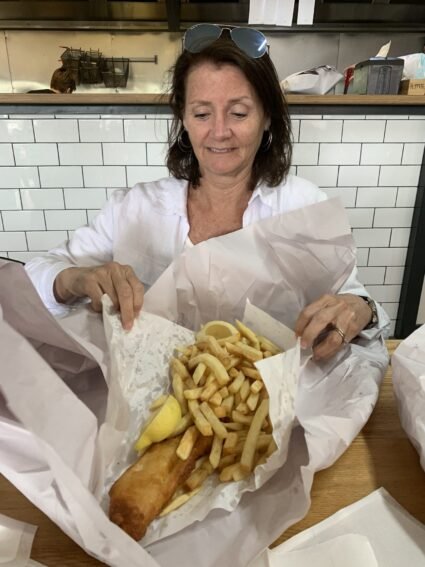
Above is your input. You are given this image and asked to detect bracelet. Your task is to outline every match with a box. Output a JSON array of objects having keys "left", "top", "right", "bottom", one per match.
[{"left": 361, "top": 296, "right": 378, "bottom": 329}]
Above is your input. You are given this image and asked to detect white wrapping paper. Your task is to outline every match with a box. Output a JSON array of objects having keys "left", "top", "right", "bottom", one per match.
[
  {"left": 0, "top": 198, "right": 389, "bottom": 567},
  {"left": 392, "top": 324, "right": 425, "bottom": 471},
  {"left": 0, "top": 513, "right": 37, "bottom": 567},
  {"left": 143, "top": 199, "right": 356, "bottom": 329},
  {"left": 281, "top": 66, "right": 344, "bottom": 95},
  {"left": 256, "top": 534, "right": 379, "bottom": 567},
  {"left": 252, "top": 488, "right": 425, "bottom": 567}
]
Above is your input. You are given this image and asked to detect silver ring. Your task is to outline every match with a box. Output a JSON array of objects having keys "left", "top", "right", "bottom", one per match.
[{"left": 333, "top": 326, "right": 348, "bottom": 345}]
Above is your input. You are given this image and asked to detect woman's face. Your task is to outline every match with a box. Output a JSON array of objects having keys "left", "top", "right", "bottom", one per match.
[{"left": 183, "top": 62, "right": 270, "bottom": 182}]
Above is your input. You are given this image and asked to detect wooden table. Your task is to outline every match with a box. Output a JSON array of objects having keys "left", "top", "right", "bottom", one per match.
[{"left": 1, "top": 340, "right": 425, "bottom": 565}]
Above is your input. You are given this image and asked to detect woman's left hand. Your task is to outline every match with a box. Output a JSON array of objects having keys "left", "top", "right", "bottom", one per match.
[{"left": 294, "top": 293, "right": 373, "bottom": 361}]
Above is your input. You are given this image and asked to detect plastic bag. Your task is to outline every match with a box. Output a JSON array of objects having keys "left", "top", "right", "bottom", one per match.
[
  {"left": 280, "top": 66, "right": 344, "bottom": 95},
  {"left": 398, "top": 53, "right": 425, "bottom": 80}
]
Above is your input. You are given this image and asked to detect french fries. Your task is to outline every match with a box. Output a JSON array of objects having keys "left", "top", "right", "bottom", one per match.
[
  {"left": 176, "top": 425, "right": 199, "bottom": 460},
  {"left": 140, "top": 319, "right": 283, "bottom": 520},
  {"left": 159, "top": 487, "right": 202, "bottom": 517}
]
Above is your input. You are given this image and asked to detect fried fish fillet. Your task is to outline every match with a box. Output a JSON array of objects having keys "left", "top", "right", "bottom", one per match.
[{"left": 109, "top": 433, "right": 212, "bottom": 540}]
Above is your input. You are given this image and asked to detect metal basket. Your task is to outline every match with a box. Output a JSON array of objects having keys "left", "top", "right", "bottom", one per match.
[
  {"left": 60, "top": 47, "right": 84, "bottom": 85},
  {"left": 101, "top": 57, "right": 130, "bottom": 88},
  {"left": 79, "top": 49, "right": 104, "bottom": 84}
]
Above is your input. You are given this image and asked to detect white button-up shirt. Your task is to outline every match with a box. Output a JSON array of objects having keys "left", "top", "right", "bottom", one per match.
[{"left": 25, "top": 174, "right": 390, "bottom": 337}]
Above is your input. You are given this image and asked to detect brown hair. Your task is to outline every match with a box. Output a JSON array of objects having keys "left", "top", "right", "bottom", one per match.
[
  {"left": 166, "top": 34, "right": 292, "bottom": 190},
  {"left": 50, "top": 66, "right": 76, "bottom": 93}
]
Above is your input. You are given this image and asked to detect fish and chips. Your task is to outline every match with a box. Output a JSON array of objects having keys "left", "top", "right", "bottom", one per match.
[{"left": 109, "top": 319, "right": 282, "bottom": 540}]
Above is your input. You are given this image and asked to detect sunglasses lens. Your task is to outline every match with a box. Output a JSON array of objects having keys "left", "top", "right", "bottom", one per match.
[
  {"left": 184, "top": 24, "right": 222, "bottom": 53},
  {"left": 231, "top": 28, "right": 268, "bottom": 59}
]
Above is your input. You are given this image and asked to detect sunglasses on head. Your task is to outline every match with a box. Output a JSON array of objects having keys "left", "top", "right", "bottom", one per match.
[{"left": 183, "top": 24, "right": 269, "bottom": 59}]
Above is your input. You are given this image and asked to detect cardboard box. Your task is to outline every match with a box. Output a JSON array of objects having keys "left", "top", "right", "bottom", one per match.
[{"left": 399, "top": 79, "right": 425, "bottom": 95}]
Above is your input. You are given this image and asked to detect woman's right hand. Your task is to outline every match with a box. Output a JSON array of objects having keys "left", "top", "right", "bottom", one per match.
[{"left": 54, "top": 262, "right": 144, "bottom": 330}]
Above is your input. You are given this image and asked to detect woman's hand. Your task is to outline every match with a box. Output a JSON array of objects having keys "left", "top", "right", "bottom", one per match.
[
  {"left": 54, "top": 262, "right": 144, "bottom": 330},
  {"left": 295, "top": 293, "right": 373, "bottom": 361}
]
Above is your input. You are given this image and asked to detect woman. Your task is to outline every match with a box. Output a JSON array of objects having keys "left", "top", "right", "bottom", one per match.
[
  {"left": 26, "top": 24, "right": 388, "bottom": 361},
  {"left": 27, "top": 66, "right": 76, "bottom": 94}
]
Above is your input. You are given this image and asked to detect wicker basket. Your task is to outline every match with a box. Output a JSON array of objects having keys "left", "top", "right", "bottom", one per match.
[{"left": 101, "top": 58, "right": 130, "bottom": 88}]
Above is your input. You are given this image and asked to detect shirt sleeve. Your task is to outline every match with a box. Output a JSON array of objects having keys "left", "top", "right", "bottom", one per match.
[{"left": 25, "top": 189, "right": 127, "bottom": 314}]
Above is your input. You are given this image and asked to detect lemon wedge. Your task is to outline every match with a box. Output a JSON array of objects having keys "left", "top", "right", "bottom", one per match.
[
  {"left": 197, "top": 320, "right": 239, "bottom": 341},
  {"left": 134, "top": 395, "right": 181, "bottom": 452}
]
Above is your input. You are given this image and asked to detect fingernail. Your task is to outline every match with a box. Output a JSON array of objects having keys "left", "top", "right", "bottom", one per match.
[{"left": 300, "top": 340, "right": 307, "bottom": 349}]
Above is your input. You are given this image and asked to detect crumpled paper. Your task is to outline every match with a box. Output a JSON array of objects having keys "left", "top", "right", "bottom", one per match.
[
  {"left": 0, "top": 198, "right": 389, "bottom": 567},
  {"left": 392, "top": 324, "right": 425, "bottom": 472},
  {"left": 281, "top": 66, "right": 344, "bottom": 95},
  {"left": 143, "top": 198, "right": 356, "bottom": 329}
]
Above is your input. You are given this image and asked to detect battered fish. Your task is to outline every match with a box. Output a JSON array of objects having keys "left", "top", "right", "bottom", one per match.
[{"left": 109, "top": 433, "right": 212, "bottom": 540}]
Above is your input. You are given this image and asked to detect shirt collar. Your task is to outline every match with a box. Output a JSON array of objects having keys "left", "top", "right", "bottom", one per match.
[
  {"left": 158, "top": 177, "right": 280, "bottom": 216},
  {"left": 248, "top": 181, "right": 280, "bottom": 212}
]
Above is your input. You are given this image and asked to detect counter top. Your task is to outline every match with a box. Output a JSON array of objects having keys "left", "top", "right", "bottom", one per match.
[{"left": 0, "top": 94, "right": 424, "bottom": 106}]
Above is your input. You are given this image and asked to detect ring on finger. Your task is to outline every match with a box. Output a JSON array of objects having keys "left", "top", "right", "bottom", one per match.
[{"left": 333, "top": 325, "right": 348, "bottom": 345}]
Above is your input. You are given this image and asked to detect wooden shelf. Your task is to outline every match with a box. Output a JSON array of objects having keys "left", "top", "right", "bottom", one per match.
[{"left": 0, "top": 93, "right": 424, "bottom": 106}]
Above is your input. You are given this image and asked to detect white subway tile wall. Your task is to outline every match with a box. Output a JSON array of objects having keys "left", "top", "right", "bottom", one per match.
[
  {"left": 360, "top": 144, "right": 403, "bottom": 165},
  {"left": 82, "top": 165, "right": 126, "bottom": 188},
  {"left": 0, "top": 144, "right": 14, "bottom": 165},
  {"left": 0, "top": 120, "right": 34, "bottom": 142},
  {"left": 27, "top": 230, "right": 68, "bottom": 250},
  {"left": 0, "top": 113, "right": 423, "bottom": 336},
  {"left": 0, "top": 167, "right": 39, "bottom": 188},
  {"left": 299, "top": 120, "right": 343, "bottom": 142},
  {"left": 58, "top": 143, "right": 102, "bottom": 166},
  {"left": 390, "top": 228, "right": 411, "bottom": 248},
  {"left": 385, "top": 120, "right": 425, "bottom": 143},
  {"left": 396, "top": 186, "right": 417, "bottom": 207},
  {"left": 79, "top": 119, "right": 123, "bottom": 142},
  {"left": 402, "top": 144, "right": 425, "bottom": 165},
  {"left": 0, "top": 189, "right": 21, "bottom": 210},
  {"left": 292, "top": 143, "right": 319, "bottom": 165},
  {"left": 342, "top": 120, "right": 385, "bottom": 143},
  {"left": 126, "top": 165, "right": 168, "bottom": 185},
  {"left": 102, "top": 143, "right": 146, "bottom": 165},
  {"left": 39, "top": 166, "right": 83, "bottom": 188},
  {"left": 3, "top": 210, "right": 45, "bottom": 231},
  {"left": 63, "top": 188, "right": 107, "bottom": 209},
  {"left": 356, "top": 187, "right": 397, "bottom": 208},
  {"left": 319, "top": 143, "right": 360, "bottom": 165},
  {"left": 146, "top": 142, "right": 169, "bottom": 166},
  {"left": 338, "top": 165, "right": 379, "bottom": 187},
  {"left": 33, "top": 119, "right": 79, "bottom": 143},
  {"left": 14, "top": 143, "right": 58, "bottom": 166},
  {"left": 379, "top": 165, "right": 421, "bottom": 187},
  {"left": 21, "top": 188, "right": 64, "bottom": 209},
  {"left": 356, "top": 248, "right": 370, "bottom": 267}
]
